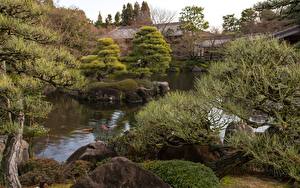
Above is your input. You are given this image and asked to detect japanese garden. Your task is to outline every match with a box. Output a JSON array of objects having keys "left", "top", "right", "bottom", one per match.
[{"left": 0, "top": 0, "right": 299, "bottom": 187}]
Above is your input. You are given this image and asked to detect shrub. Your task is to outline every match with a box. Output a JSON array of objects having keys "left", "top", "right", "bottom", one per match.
[
  {"left": 142, "top": 160, "right": 219, "bottom": 188},
  {"left": 125, "top": 26, "right": 172, "bottom": 77},
  {"left": 19, "top": 159, "right": 64, "bottom": 186},
  {"left": 80, "top": 38, "right": 126, "bottom": 80},
  {"left": 110, "top": 91, "right": 221, "bottom": 160},
  {"left": 63, "top": 160, "right": 93, "bottom": 180}
]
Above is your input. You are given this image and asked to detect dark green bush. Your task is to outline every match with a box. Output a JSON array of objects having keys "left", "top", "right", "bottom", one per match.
[
  {"left": 142, "top": 160, "right": 219, "bottom": 188},
  {"left": 63, "top": 160, "right": 93, "bottom": 180},
  {"left": 19, "top": 159, "right": 64, "bottom": 186}
]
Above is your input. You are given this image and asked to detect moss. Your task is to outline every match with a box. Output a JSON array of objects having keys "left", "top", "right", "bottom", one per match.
[
  {"left": 63, "top": 160, "right": 93, "bottom": 180},
  {"left": 142, "top": 160, "right": 220, "bottom": 188},
  {"left": 85, "top": 79, "right": 139, "bottom": 92}
]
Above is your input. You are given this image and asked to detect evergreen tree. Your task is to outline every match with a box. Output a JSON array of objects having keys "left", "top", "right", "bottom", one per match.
[
  {"left": 95, "top": 11, "right": 103, "bottom": 28},
  {"left": 133, "top": 2, "right": 141, "bottom": 22},
  {"left": 121, "top": 4, "right": 127, "bottom": 26},
  {"left": 0, "top": 0, "right": 83, "bottom": 187},
  {"left": 222, "top": 14, "right": 240, "bottom": 33},
  {"left": 114, "top": 11, "right": 121, "bottom": 26},
  {"left": 140, "top": 1, "right": 152, "bottom": 25},
  {"left": 126, "top": 26, "right": 172, "bottom": 77},
  {"left": 126, "top": 3, "right": 134, "bottom": 25},
  {"left": 179, "top": 6, "right": 209, "bottom": 32},
  {"left": 81, "top": 38, "right": 126, "bottom": 80},
  {"left": 240, "top": 8, "right": 258, "bottom": 33},
  {"left": 105, "top": 14, "right": 113, "bottom": 27}
]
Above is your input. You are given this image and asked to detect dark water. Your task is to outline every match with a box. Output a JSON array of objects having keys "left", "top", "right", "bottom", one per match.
[{"left": 33, "top": 73, "right": 199, "bottom": 162}]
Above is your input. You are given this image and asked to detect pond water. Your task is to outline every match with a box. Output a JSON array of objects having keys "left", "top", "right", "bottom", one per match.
[{"left": 33, "top": 72, "right": 200, "bottom": 162}]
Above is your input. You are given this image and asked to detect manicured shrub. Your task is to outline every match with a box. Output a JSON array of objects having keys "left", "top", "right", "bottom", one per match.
[
  {"left": 81, "top": 38, "right": 126, "bottom": 80},
  {"left": 142, "top": 160, "right": 219, "bottom": 188},
  {"left": 63, "top": 160, "right": 93, "bottom": 180},
  {"left": 125, "top": 26, "right": 172, "bottom": 77}
]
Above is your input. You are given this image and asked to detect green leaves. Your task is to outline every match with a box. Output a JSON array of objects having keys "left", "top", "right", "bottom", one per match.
[
  {"left": 179, "top": 6, "right": 209, "bottom": 32},
  {"left": 127, "top": 26, "right": 172, "bottom": 76}
]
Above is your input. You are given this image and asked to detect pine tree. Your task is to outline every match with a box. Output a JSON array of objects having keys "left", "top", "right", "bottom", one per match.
[
  {"left": 81, "top": 38, "right": 126, "bottom": 80},
  {"left": 95, "top": 11, "right": 103, "bottom": 28},
  {"left": 114, "top": 11, "right": 121, "bottom": 26},
  {"left": 121, "top": 4, "right": 127, "bottom": 26},
  {"left": 105, "top": 14, "right": 113, "bottom": 27},
  {"left": 140, "top": 1, "right": 152, "bottom": 25},
  {"left": 0, "top": 0, "right": 83, "bottom": 187},
  {"left": 133, "top": 2, "right": 140, "bottom": 22},
  {"left": 126, "top": 26, "right": 172, "bottom": 77},
  {"left": 126, "top": 3, "right": 134, "bottom": 25}
]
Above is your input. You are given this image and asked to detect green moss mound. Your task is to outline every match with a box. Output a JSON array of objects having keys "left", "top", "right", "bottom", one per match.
[
  {"left": 142, "top": 160, "right": 219, "bottom": 188},
  {"left": 86, "top": 79, "right": 139, "bottom": 92}
]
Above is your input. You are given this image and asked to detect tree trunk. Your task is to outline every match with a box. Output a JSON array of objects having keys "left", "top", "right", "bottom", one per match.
[{"left": 2, "top": 112, "right": 24, "bottom": 188}]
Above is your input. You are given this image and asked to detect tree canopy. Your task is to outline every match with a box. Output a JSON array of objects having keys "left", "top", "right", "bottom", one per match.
[
  {"left": 179, "top": 6, "right": 209, "bottom": 32},
  {"left": 0, "top": 0, "right": 83, "bottom": 186}
]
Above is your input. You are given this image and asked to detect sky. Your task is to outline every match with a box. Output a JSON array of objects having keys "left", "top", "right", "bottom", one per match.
[{"left": 55, "top": 0, "right": 264, "bottom": 28}]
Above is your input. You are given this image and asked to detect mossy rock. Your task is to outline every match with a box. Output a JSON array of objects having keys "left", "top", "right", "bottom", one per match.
[
  {"left": 85, "top": 79, "right": 139, "bottom": 92},
  {"left": 63, "top": 160, "right": 93, "bottom": 180},
  {"left": 142, "top": 160, "right": 220, "bottom": 188}
]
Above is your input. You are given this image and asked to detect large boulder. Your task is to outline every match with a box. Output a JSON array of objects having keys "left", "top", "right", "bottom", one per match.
[
  {"left": 66, "top": 141, "right": 117, "bottom": 164},
  {"left": 71, "top": 157, "right": 171, "bottom": 188},
  {"left": 125, "top": 91, "right": 143, "bottom": 104},
  {"left": 155, "top": 82, "right": 170, "bottom": 96}
]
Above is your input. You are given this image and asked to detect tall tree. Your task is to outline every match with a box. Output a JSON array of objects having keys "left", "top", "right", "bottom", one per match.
[
  {"left": 95, "top": 11, "right": 103, "bottom": 28},
  {"left": 133, "top": 2, "right": 140, "bottom": 22},
  {"left": 140, "top": 1, "right": 152, "bottom": 25},
  {"left": 240, "top": 8, "right": 258, "bottom": 33},
  {"left": 179, "top": 6, "right": 209, "bottom": 59},
  {"left": 0, "top": 0, "right": 83, "bottom": 187},
  {"left": 121, "top": 4, "right": 127, "bottom": 26},
  {"left": 222, "top": 14, "right": 240, "bottom": 33},
  {"left": 179, "top": 6, "right": 209, "bottom": 32},
  {"left": 255, "top": 0, "right": 300, "bottom": 24},
  {"left": 121, "top": 3, "right": 134, "bottom": 26},
  {"left": 105, "top": 14, "right": 113, "bottom": 27},
  {"left": 114, "top": 12, "right": 121, "bottom": 26}
]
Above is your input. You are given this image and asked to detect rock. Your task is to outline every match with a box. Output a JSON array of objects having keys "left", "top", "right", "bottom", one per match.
[
  {"left": 86, "top": 88, "right": 122, "bottom": 102},
  {"left": 192, "top": 66, "right": 203, "bottom": 72},
  {"left": 155, "top": 82, "right": 170, "bottom": 96},
  {"left": 158, "top": 144, "right": 221, "bottom": 164},
  {"left": 224, "top": 121, "right": 254, "bottom": 143},
  {"left": 71, "top": 157, "right": 171, "bottom": 188},
  {"left": 136, "top": 87, "right": 153, "bottom": 102},
  {"left": 66, "top": 141, "right": 117, "bottom": 164},
  {"left": 0, "top": 135, "right": 29, "bottom": 165},
  {"left": 125, "top": 91, "right": 143, "bottom": 104}
]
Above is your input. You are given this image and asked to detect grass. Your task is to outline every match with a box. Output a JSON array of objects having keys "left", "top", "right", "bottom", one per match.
[
  {"left": 221, "top": 175, "right": 291, "bottom": 188},
  {"left": 49, "top": 184, "right": 72, "bottom": 188}
]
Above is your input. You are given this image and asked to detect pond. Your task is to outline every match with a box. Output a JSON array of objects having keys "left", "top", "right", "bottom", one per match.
[{"left": 33, "top": 72, "right": 200, "bottom": 162}]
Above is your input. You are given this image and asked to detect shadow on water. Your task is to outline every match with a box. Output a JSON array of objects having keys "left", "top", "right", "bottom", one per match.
[{"left": 33, "top": 72, "right": 200, "bottom": 162}]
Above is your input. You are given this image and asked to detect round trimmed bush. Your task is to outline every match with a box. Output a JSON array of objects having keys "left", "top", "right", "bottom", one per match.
[{"left": 142, "top": 160, "right": 219, "bottom": 188}]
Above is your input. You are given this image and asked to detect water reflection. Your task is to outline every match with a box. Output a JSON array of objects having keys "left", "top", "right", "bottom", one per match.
[{"left": 33, "top": 72, "right": 199, "bottom": 162}]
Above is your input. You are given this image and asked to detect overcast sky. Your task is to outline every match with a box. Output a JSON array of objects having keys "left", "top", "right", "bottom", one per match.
[{"left": 55, "top": 0, "right": 264, "bottom": 28}]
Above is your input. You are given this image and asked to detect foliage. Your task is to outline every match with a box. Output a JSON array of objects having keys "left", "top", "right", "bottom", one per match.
[
  {"left": 43, "top": 6, "right": 99, "bottom": 57},
  {"left": 179, "top": 6, "right": 209, "bottom": 32},
  {"left": 120, "top": 1, "right": 152, "bottom": 26},
  {"left": 222, "top": 14, "right": 240, "bottom": 33},
  {"left": 196, "top": 36, "right": 300, "bottom": 180},
  {"left": 142, "top": 160, "right": 220, "bottom": 188},
  {"left": 63, "top": 160, "right": 93, "bottom": 181},
  {"left": 121, "top": 3, "right": 134, "bottom": 26},
  {"left": 114, "top": 12, "right": 121, "bottom": 26},
  {"left": 95, "top": 12, "right": 103, "bottom": 28},
  {"left": 110, "top": 91, "right": 222, "bottom": 160},
  {"left": 255, "top": 0, "right": 300, "bottom": 24},
  {"left": 104, "top": 14, "right": 113, "bottom": 27},
  {"left": 80, "top": 38, "right": 126, "bottom": 80},
  {"left": 19, "top": 159, "right": 64, "bottom": 186},
  {"left": 85, "top": 79, "right": 139, "bottom": 92},
  {"left": 125, "top": 26, "right": 172, "bottom": 77}
]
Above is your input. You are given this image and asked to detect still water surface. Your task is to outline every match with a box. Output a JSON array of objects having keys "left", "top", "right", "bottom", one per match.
[{"left": 33, "top": 73, "right": 199, "bottom": 161}]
